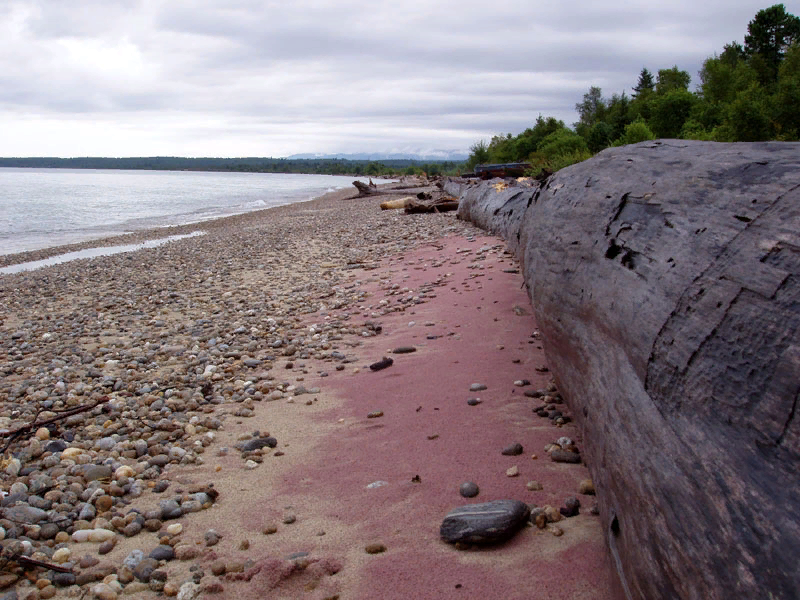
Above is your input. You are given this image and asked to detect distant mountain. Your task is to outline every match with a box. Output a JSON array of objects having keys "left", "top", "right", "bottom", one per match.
[{"left": 286, "top": 151, "right": 468, "bottom": 162}]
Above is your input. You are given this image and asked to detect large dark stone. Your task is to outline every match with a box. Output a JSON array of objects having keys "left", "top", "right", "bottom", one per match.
[
  {"left": 440, "top": 499, "right": 530, "bottom": 545},
  {"left": 456, "top": 141, "right": 800, "bottom": 599}
]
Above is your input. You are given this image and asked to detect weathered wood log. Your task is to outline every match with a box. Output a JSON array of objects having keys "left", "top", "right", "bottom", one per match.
[
  {"left": 456, "top": 140, "right": 800, "bottom": 600},
  {"left": 380, "top": 197, "right": 414, "bottom": 210},
  {"left": 352, "top": 180, "right": 377, "bottom": 196},
  {"left": 404, "top": 199, "right": 459, "bottom": 214}
]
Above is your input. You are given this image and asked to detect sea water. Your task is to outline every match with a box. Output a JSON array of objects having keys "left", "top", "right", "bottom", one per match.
[{"left": 0, "top": 168, "right": 374, "bottom": 256}]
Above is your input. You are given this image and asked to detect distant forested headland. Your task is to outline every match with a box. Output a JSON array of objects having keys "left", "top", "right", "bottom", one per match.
[
  {"left": 0, "top": 156, "right": 462, "bottom": 177},
  {"left": 465, "top": 3, "right": 800, "bottom": 176}
]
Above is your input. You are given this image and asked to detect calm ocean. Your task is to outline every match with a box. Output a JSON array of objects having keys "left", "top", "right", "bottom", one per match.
[{"left": 0, "top": 168, "right": 372, "bottom": 256}]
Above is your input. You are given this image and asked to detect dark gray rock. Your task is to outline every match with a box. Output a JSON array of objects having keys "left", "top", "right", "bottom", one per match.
[
  {"left": 237, "top": 437, "right": 278, "bottom": 452},
  {"left": 3, "top": 505, "right": 47, "bottom": 524},
  {"left": 456, "top": 140, "right": 800, "bottom": 599},
  {"left": 501, "top": 442, "right": 524, "bottom": 456},
  {"left": 459, "top": 482, "right": 479, "bottom": 498},
  {"left": 149, "top": 545, "right": 175, "bottom": 561},
  {"left": 81, "top": 464, "right": 112, "bottom": 482},
  {"left": 369, "top": 357, "right": 393, "bottom": 371},
  {"left": 550, "top": 449, "right": 581, "bottom": 464},
  {"left": 440, "top": 499, "right": 530, "bottom": 545}
]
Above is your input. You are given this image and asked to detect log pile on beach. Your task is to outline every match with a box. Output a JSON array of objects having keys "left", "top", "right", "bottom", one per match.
[{"left": 0, "top": 181, "right": 618, "bottom": 599}]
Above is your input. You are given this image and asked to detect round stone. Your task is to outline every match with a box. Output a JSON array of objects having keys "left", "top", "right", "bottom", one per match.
[
  {"left": 501, "top": 442, "right": 524, "bottom": 456},
  {"left": 459, "top": 482, "right": 479, "bottom": 498}
]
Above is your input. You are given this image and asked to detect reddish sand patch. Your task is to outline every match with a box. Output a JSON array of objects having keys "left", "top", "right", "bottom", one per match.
[{"left": 203, "top": 234, "right": 622, "bottom": 600}]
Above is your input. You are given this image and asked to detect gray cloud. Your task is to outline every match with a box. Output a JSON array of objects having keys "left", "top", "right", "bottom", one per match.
[{"left": 0, "top": 0, "right": 773, "bottom": 157}]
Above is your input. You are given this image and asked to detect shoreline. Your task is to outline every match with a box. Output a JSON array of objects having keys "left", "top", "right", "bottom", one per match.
[
  {"left": 0, "top": 183, "right": 620, "bottom": 598},
  {"left": 0, "top": 182, "right": 382, "bottom": 269}
]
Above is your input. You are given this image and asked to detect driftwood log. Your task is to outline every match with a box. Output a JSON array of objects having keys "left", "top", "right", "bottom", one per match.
[
  {"left": 352, "top": 180, "right": 378, "bottom": 196},
  {"left": 455, "top": 140, "right": 800, "bottom": 600}
]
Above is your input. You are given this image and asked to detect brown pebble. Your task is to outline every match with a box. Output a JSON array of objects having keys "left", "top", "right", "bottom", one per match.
[
  {"left": 40, "top": 586, "right": 57, "bottom": 599},
  {"left": 79, "top": 554, "right": 100, "bottom": 569},
  {"left": 225, "top": 561, "right": 245, "bottom": 573},
  {"left": 239, "top": 540, "right": 250, "bottom": 550},
  {"left": 210, "top": 560, "right": 226, "bottom": 576},
  {"left": 203, "top": 580, "right": 224, "bottom": 594},
  {"left": 365, "top": 543, "right": 387, "bottom": 554},
  {"left": 367, "top": 410, "right": 384, "bottom": 419},
  {"left": 526, "top": 481, "right": 543, "bottom": 491},
  {"left": 579, "top": 479, "right": 595, "bottom": 495},
  {"left": 98, "top": 539, "right": 115, "bottom": 555},
  {"left": 262, "top": 525, "right": 278, "bottom": 535},
  {"left": 535, "top": 514, "right": 547, "bottom": 529},
  {"left": 283, "top": 514, "right": 296, "bottom": 524},
  {"left": 94, "top": 495, "right": 114, "bottom": 512}
]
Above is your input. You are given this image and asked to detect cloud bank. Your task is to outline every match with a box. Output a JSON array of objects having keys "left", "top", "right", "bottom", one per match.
[{"left": 0, "top": 0, "right": 769, "bottom": 157}]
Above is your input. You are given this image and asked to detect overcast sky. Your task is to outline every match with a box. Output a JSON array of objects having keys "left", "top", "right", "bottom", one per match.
[{"left": 0, "top": 0, "right": 774, "bottom": 158}]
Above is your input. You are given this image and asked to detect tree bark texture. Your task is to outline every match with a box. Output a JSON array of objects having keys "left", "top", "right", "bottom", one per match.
[{"left": 455, "top": 140, "right": 800, "bottom": 600}]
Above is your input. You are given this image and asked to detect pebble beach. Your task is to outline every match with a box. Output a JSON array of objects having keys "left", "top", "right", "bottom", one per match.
[{"left": 0, "top": 180, "right": 622, "bottom": 599}]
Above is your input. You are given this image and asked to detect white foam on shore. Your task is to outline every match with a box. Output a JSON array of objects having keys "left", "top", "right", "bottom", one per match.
[{"left": 0, "top": 231, "right": 206, "bottom": 275}]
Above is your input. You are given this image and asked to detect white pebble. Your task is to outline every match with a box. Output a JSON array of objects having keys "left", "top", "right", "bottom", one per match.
[{"left": 167, "top": 523, "right": 183, "bottom": 535}]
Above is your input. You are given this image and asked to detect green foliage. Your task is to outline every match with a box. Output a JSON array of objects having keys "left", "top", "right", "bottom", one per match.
[
  {"left": 487, "top": 133, "right": 517, "bottom": 163},
  {"left": 614, "top": 119, "right": 656, "bottom": 146},
  {"left": 744, "top": 3, "right": 800, "bottom": 83},
  {"left": 633, "top": 68, "right": 655, "bottom": 97},
  {"left": 655, "top": 66, "right": 691, "bottom": 94},
  {"left": 727, "top": 83, "right": 774, "bottom": 141},
  {"left": 465, "top": 140, "right": 490, "bottom": 171},
  {"left": 587, "top": 122, "right": 613, "bottom": 152},
  {"left": 460, "top": 5, "right": 798, "bottom": 176},
  {"left": 537, "top": 129, "right": 588, "bottom": 160},
  {"left": 574, "top": 86, "right": 606, "bottom": 130},
  {"left": 648, "top": 89, "right": 698, "bottom": 138},
  {"left": 774, "top": 43, "right": 800, "bottom": 138},
  {"left": 513, "top": 116, "right": 567, "bottom": 158}
]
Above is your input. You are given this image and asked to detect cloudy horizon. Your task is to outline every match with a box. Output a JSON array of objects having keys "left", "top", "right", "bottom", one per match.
[{"left": 0, "top": 0, "right": 775, "bottom": 158}]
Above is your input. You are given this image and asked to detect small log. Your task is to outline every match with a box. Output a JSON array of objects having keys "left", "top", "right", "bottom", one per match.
[
  {"left": 380, "top": 197, "right": 414, "bottom": 210},
  {"left": 404, "top": 199, "right": 460, "bottom": 214}
]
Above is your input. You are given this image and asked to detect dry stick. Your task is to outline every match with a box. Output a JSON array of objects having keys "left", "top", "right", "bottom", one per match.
[
  {"left": 12, "top": 553, "right": 73, "bottom": 574},
  {"left": 0, "top": 396, "right": 110, "bottom": 453}
]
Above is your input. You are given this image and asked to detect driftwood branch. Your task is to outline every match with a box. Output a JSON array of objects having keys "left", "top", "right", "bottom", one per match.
[
  {"left": 1, "top": 396, "right": 110, "bottom": 453},
  {"left": 13, "top": 554, "right": 73, "bottom": 573}
]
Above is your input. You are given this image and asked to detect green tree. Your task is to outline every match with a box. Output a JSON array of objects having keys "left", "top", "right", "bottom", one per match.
[
  {"left": 774, "top": 42, "right": 800, "bottom": 138},
  {"left": 574, "top": 86, "right": 606, "bottom": 135},
  {"left": 632, "top": 67, "right": 655, "bottom": 97},
  {"left": 727, "top": 83, "right": 774, "bottom": 141},
  {"left": 537, "top": 129, "right": 588, "bottom": 160},
  {"left": 615, "top": 119, "right": 656, "bottom": 145},
  {"left": 655, "top": 66, "right": 691, "bottom": 94},
  {"left": 465, "top": 140, "right": 490, "bottom": 171},
  {"left": 649, "top": 89, "right": 697, "bottom": 137},
  {"left": 744, "top": 4, "right": 800, "bottom": 83},
  {"left": 487, "top": 133, "right": 517, "bottom": 163},
  {"left": 513, "top": 116, "right": 567, "bottom": 158},
  {"left": 587, "top": 122, "right": 613, "bottom": 152}
]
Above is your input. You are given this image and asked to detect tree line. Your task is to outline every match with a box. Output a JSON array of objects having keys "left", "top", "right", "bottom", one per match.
[
  {"left": 0, "top": 156, "right": 464, "bottom": 177},
  {"left": 466, "top": 3, "right": 800, "bottom": 175}
]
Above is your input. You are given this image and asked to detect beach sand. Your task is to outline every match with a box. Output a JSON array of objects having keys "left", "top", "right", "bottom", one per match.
[{"left": 0, "top": 182, "right": 622, "bottom": 599}]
